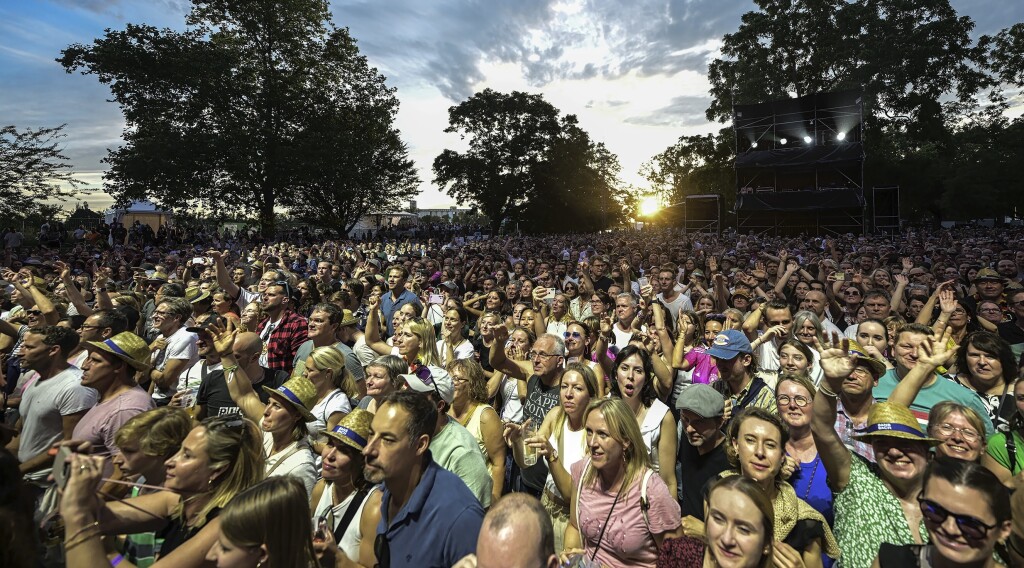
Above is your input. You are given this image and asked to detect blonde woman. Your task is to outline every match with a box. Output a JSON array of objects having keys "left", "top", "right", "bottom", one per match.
[
  {"left": 563, "top": 398, "right": 680, "bottom": 567},
  {"left": 61, "top": 415, "right": 265, "bottom": 568},
  {"left": 448, "top": 358, "right": 505, "bottom": 506},
  {"left": 365, "top": 295, "right": 442, "bottom": 368}
]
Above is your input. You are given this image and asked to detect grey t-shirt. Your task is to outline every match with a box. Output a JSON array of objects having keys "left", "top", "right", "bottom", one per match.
[
  {"left": 19, "top": 366, "right": 96, "bottom": 481},
  {"left": 292, "top": 340, "right": 365, "bottom": 382},
  {"left": 429, "top": 417, "right": 493, "bottom": 508}
]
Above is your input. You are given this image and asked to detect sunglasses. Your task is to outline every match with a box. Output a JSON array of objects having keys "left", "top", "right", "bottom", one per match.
[
  {"left": 412, "top": 364, "right": 443, "bottom": 402},
  {"left": 918, "top": 496, "right": 999, "bottom": 540},
  {"left": 563, "top": 331, "right": 582, "bottom": 339}
]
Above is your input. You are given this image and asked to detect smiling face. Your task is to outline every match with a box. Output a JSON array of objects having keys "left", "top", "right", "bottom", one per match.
[
  {"left": 563, "top": 323, "right": 586, "bottom": 355},
  {"left": 921, "top": 477, "right": 1010, "bottom": 565},
  {"left": 396, "top": 323, "right": 420, "bottom": 358},
  {"left": 794, "top": 319, "right": 817, "bottom": 345},
  {"left": 585, "top": 409, "right": 626, "bottom": 472},
  {"left": 307, "top": 310, "right": 337, "bottom": 343},
  {"left": 706, "top": 487, "right": 769, "bottom": 568},
  {"left": 778, "top": 344, "right": 809, "bottom": 374},
  {"left": 364, "top": 365, "right": 394, "bottom": 399},
  {"left": 930, "top": 410, "right": 984, "bottom": 462},
  {"left": 872, "top": 437, "right": 930, "bottom": 485},
  {"left": 776, "top": 380, "right": 813, "bottom": 430},
  {"left": 732, "top": 417, "right": 783, "bottom": 488}
]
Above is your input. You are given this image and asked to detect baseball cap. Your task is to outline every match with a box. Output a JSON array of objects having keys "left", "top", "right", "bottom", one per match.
[
  {"left": 705, "top": 329, "right": 753, "bottom": 360},
  {"left": 675, "top": 383, "right": 724, "bottom": 418},
  {"left": 400, "top": 365, "right": 454, "bottom": 404}
]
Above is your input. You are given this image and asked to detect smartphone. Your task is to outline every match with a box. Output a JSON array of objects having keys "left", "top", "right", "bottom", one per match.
[
  {"left": 314, "top": 516, "right": 329, "bottom": 540},
  {"left": 428, "top": 293, "right": 443, "bottom": 304},
  {"left": 52, "top": 445, "right": 73, "bottom": 491},
  {"left": 544, "top": 288, "right": 556, "bottom": 301},
  {"left": 638, "top": 276, "right": 650, "bottom": 289},
  {"left": 192, "top": 257, "right": 206, "bottom": 265}
]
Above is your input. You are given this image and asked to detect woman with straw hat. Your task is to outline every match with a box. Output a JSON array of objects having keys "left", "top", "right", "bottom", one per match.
[
  {"left": 209, "top": 320, "right": 318, "bottom": 496},
  {"left": 812, "top": 336, "right": 941, "bottom": 568},
  {"left": 310, "top": 409, "right": 380, "bottom": 566}
]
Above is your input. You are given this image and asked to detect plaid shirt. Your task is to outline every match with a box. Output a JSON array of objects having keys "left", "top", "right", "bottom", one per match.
[
  {"left": 257, "top": 310, "right": 308, "bottom": 374},
  {"left": 714, "top": 375, "right": 777, "bottom": 426},
  {"left": 835, "top": 399, "right": 875, "bottom": 463}
]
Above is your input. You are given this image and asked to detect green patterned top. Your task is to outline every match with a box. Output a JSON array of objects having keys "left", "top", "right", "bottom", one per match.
[{"left": 833, "top": 455, "right": 927, "bottom": 568}]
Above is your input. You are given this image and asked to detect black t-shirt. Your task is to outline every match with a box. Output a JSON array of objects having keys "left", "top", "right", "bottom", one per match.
[
  {"left": 592, "top": 276, "right": 614, "bottom": 293},
  {"left": 472, "top": 337, "right": 495, "bottom": 373},
  {"left": 197, "top": 366, "right": 287, "bottom": 418},
  {"left": 520, "top": 374, "right": 561, "bottom": 491},
  {"left": 676, "top": 437, "right": 730, "bottom": 519}
]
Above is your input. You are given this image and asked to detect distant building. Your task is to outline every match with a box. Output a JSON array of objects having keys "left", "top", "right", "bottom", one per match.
[{"left": 415, "top": 206, "right": 472, "bottom": 220}]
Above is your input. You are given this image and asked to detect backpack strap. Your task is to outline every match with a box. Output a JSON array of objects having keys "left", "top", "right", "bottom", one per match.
[{"left": 1007, "top": 431, "right": 1019, "bottom": 475}]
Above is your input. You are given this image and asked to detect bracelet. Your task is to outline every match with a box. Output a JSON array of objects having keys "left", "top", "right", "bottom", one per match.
[
  {"left": 65, "top": 520, "right": 99, "bottom": 544},
  {"left": 817, "top": 384, "right": 839, "bottom": 399},
  {"left": 111, "top": 554, "right": 125, "bottom": 567},
  {"left": 223, "top": 365, "right": 239, "bottom": 374}
]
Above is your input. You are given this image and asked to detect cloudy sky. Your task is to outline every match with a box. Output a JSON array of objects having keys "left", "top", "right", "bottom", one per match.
[{"left": 2, "top": 0, "right": 1022, "bottom": 213}]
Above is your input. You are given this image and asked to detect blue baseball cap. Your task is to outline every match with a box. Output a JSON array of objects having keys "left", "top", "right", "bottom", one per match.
[{"left": 705, "top": 329, "right": 753, "bottom": 360}]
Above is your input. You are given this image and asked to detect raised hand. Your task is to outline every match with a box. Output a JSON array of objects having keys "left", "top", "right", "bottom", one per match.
[
  {"left": 814, "top": 333, "right": 855, "bottom": 381},
  {"left": 938, "top": 288, "right": 958, "bottom": 315},
  {"left": 918, "top": 327, "right": 958, "bottom": 368},
  {"left": 902, "top": 257, "right": 914, "bottom": 272},
  {"left": 210, "top": 319, "right": 239, "bottom": 359},
  {"left": 894, "top": 273, "right": 909, "bottom": 286}
]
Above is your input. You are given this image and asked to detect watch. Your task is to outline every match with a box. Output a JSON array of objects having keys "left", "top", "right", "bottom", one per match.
[{"left": 548, "top": 448, "right": 559, "bottom": 463}]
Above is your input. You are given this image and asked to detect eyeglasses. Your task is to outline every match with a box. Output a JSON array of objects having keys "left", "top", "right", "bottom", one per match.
[
  {"left": 917, "top": 496, "right": 999, "bottom": 540},
  {"left": 26, "top": 309, "right": 42, "bottom": 316},
  {"left": 563, "top": 331, "right": 582, "bottom": 339},
  {"left": 79, "top": 324, "right": 101, "bottom": 331},
  {"left": 934, "top": 423, "right": 980, "bottom": 442},
  {"left": 844, "top": 290, "right": 861, "bottom": 295},
  {"left": 776, "top": 394, "right": 810, "bottom": 408},
  {"left": 528, "top": 350, "right": 559, "bottom": 361},
  {"left": 374, "top": 534, "right": 391, "bottom": 567}
]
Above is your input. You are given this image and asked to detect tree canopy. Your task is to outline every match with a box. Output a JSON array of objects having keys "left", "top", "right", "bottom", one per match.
[
  {"left": 433, "top": 89, "right": 625, "bottom": 233},
  {"left": 0, "top": 124, "right": 78, "bottom": 222},
  {"left": 645, "top": 0, "right": 1024, "bottom": 223},
  {"left": 58, "top": 0, "right": 417, "bottom": 235}
]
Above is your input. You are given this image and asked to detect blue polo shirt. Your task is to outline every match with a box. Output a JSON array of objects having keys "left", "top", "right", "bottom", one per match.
[
  {"left": 376, "top": 453, "right": 484, "bottom": 568},
  {"left": 381, "top": 288, "right": 420, "bottom": 335}
]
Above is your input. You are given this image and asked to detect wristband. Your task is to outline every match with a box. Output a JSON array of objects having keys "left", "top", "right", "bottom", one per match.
[
  {"left": 111, "top": 554, "right": 125, "bottom": 567},
  {"left": 817, "top": 384, "right": 839, "bottom": 399}
]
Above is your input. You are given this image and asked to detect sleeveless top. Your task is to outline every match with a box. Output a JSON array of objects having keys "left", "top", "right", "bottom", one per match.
[
  {"left": 463, "top": 404, "right": 493, "bottom": 461},
  {"left": 639, "top": 399, "right": 671, "bottom": 473},
  {"left": 156, "top": 506, "right": 221, "bottom": 559},
  {"left": 312, "top": 484, "right": 376, "bottom": 562},
  {"left": 544, "top": 417, "right": 587, "bottom": 502}
]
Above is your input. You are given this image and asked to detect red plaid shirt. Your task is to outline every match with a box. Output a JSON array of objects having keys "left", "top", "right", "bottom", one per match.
[{"left": 257, "top": 310, "right": 308, "bottom": 374}]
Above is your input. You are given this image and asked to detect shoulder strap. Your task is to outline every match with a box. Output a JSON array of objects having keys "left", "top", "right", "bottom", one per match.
[
  {"left": 575, "top": 460, "right": 589, "bottom": 555},
  {"left": 639, "top": 469, "right": 657, "bottom": 548},
  {"left": 1007, "top": 431, "right": 1018, "bottom": 474},
  {"left": 332, "top": 489, "right": 370, "bottom": 543}
]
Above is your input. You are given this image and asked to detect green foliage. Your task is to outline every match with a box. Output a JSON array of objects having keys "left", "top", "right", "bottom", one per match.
[
  {"left": 433, "top": 89, "right": 624, "bottom": 233},
  {"left": 58, "top": 0, "right": 416, "bottom": 236},
  {"left": 646, "top": 0, "right": 1024, "bottom": 224},
  {"left": 0, "top": 124, "right": 79, "bottom": 221}
]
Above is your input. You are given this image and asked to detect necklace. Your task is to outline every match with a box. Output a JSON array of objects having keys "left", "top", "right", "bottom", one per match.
[{"left": 802, "top": 454, "right": 820, "bottom": 501}]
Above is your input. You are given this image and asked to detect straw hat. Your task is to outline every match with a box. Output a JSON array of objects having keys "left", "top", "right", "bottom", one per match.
[
  {"left": 852, "top": 402, "right": 940, "bottom": 446},
  {"left": 263, "top": 376, "right": 317, "bottom": 422},
  {"left": 339, "top": 309, "right": 359, "bottom": 327},
  {"left": 323, "top": 409, "right": 373, "bottom": 452},
  {"left": 846, "top": 339, "right": 888, "bottom": 377},
  {"left": 84, "top": 332, "right": 153, "bottom": 372}
]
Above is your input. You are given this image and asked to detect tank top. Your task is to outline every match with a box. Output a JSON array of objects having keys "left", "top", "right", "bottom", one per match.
[
  {"left": 543, "top": 417, "right": 587, "bottom": 502},
  {"left": 639, "top": 399, "right": 671, "bottom": 474},
  {"left": 463, "top": 404, "right": 492, "bottom": 461}
]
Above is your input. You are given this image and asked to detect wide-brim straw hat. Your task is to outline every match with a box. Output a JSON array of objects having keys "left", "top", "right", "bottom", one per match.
[
  {"left": 263, "top": 376, "right": 317, "bottom": 422},
  {"left": 323, "top": 409, "right": 373, "bottom": 452},
  {"left": 84, "top": 332, "right": 153, "bottom": 372},
  {"left": 846, "top": 339, "right": 888, "bottom": 377},
  {"left": 852, "top": 401, "right": 940, "bottom": 446}
]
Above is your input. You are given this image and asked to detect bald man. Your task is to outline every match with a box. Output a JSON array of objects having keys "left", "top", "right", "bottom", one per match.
[
  {"left": 453, "top": 494, "right": 559, "bottom": 568},
  {"left": 195, "top": 332, "right": 288, "bottom": 418}
]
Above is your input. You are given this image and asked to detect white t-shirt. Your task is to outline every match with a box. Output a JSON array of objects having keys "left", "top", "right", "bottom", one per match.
[
  {"left": 306, "top": 389, "right": 353, "bottom": 434},
  {"left": 436, "top": 338, "right": 475, "bottom": 366},
  {"left": 499, "top": 376, "right": 524, "bottom": 423},
  {"left": 313, "top": 485, "right": 378, "bottom": 562},
  {"left": 352, "top": 336, "right": 377, "bottom": 368},
  {"left": 656, "top": 292, "right": 693, "bottom": 324},
  {"left": 19, "top": 366, "right": 96, "bottom": 481},
  {"left": 235, "top": 287, "right": 260, "bottom": 310},
  {"left": 150, "top": 326, "right": 199, "bottom": 402},
  {"left": 263, "top": 432, "right": 317, "bottom": 497}
]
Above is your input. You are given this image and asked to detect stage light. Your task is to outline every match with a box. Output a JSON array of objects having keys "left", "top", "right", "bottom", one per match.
[
  {"left": 803, "top": 135, "right": 813, "bottom": 144},
  {"left": 779, "top": 138, "right": 788, "bottom": 145},
  {"left": 751, "top": 141, "right": 758, "bottom": 148},
  {"left": 837, "top": 132, "right": 846, "bottom": 141}
]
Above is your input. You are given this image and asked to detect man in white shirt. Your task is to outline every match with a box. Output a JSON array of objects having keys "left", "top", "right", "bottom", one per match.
[
  {"left": 655, "top": 264, "right": 693, "bottom": 324},
  {"left": 147, "top": 297, "right": 198, "bottom": 406}
]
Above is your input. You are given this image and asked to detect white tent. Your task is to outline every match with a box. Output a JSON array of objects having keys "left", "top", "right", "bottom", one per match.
[{"left": 104, "top": 201, "right": 173, "bottom": 232}]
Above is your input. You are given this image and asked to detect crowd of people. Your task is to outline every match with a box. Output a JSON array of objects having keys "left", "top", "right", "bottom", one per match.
[{"left": 2, "top": 221, "right": 1024, "bottom": 567}]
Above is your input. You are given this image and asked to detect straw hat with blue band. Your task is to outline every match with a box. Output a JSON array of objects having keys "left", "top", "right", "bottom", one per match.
[
  {"left": 263, "top": 376, "right": 317, "bottom": 422},
  {"left": 323, "top": 409, "right": 373, "bottom": 452},
  {"left": 852, "top": 401, "right": 940, "bottom": 446},
  {"left": 84, "top": 332, "right": 152, "bottom": 372}
]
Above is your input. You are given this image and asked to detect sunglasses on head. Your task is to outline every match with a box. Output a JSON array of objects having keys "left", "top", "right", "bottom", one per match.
[
  {"left": 917, "top": 496, "right": 999, "bottom": 540},
  {"left": 411, "top": 364, "right": 442, "bottom": 401}
]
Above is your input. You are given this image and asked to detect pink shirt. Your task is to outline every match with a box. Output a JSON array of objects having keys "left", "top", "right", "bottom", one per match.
[
  {"left": 685, "top": 346, "right": 718, "bottom": 384},
  {"left": 571, "top": 460, "right": 681, "bottom": 568},
  {"left": 73, "top": 387, "right": 155, "bottom": 455}
]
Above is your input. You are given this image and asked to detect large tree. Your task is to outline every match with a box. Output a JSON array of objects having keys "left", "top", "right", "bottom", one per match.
[
  {"left": 648, "top": 0, "right": 1024, "bottom": 223},
  {"left": 640, "top": 128, "right": 734, "bottom": 209},
  {"left": 0, "top": 124, "right": 78, "bottom": 221},
  {"left": 58, "top": 0, "right": 415, "bottom": 235},
  {"left": 433, "top": 89, "right": 623, "bottom": 233}
]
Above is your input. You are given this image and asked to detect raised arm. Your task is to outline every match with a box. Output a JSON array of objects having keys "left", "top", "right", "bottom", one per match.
[
  {"left": 209, "top": 249, "right": 241, "bottom": 301},
  {"left": 23, "top": 272, "right": 59, "bottom": 326},
  {"left": 363, "top": 295, "right": 393, "bottom": 356},
  {"left": 810, "top": 336, "right": 855, "bottom": 493},
  {"left": 489, "top": 324, "right": 530, "bottom": 381},
  {"left": 57, "top": 261, "right": 94, "bottom": 317},
  {"left": 888, "top": 329, "right": 956, "bottom": 407},
  {"left": 890, "top": 273, "right": 909, "bottom": 314},
  {"left": 211, "top": 320, "right": 267, "bottom": 422}
]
